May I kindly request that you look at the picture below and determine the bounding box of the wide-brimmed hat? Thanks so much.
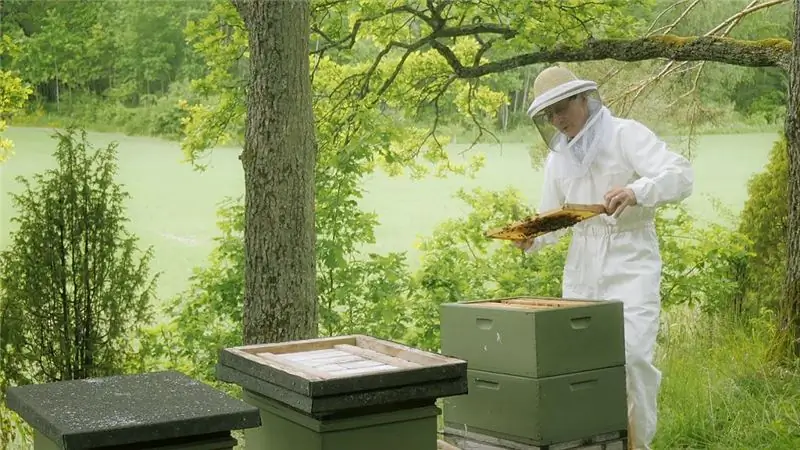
[526,66,598,118]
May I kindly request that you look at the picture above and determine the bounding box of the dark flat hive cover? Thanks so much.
[4,370,261,449]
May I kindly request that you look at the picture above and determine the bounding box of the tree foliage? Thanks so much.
[739,138,788,316]
[138,183,751,389]
[0,35,32,161]
[1,0,792,141]
[135,0,795,366]
[0,0,792,352]
[0,129,157,445]
[3,0,208,105]
[139,195,412,392]
[0,128,156,384]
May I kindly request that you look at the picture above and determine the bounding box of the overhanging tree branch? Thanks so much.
[319,0,790,94]
[317,0,790,160]
[433,35,792,79]
[602,0,790,117]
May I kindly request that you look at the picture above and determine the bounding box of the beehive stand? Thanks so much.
[216,334,468,450]
[440,297,629,449]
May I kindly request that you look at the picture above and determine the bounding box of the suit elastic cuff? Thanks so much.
[626,179,651,207]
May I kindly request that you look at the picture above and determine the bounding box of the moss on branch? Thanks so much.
[436,34,792,79]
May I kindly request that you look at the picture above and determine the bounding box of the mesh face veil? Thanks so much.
[526,68,610,175]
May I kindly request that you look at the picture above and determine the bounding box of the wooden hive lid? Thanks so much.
[217,335,467,400]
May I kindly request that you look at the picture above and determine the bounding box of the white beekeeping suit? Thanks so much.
[519,66,694,450]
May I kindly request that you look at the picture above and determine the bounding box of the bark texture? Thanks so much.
[233,0,317,345]
[785,0,800,357]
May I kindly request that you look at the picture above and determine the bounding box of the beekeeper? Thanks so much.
[516,66,694,450]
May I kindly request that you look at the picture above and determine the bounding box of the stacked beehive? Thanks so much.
[440,296,629,449]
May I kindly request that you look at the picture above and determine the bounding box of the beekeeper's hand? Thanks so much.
[513,237,535,252]
[604,187,637,218]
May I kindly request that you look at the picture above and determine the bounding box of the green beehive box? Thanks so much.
[440,296,625,378]
[443,365,628,446]
[243,390,439,450]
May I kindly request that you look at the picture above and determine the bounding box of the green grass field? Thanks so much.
[0,127,780,303]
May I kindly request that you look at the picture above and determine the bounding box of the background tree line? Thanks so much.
[0,0,793,138]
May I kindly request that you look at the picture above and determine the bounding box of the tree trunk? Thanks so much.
[232,0,318,345]
[785,0,800,358]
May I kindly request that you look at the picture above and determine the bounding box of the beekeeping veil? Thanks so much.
[526,66,611,177]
